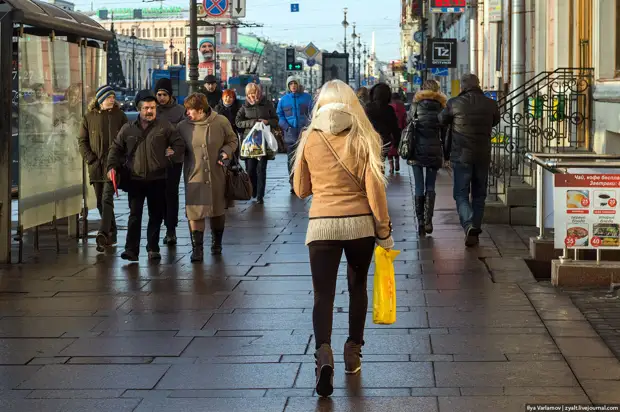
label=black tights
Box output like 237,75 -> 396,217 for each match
309,237 -> 375,349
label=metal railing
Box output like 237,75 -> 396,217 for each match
526,152 -> 620,266
489,68 -> 594,199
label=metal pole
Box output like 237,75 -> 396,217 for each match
469,0 -> 478,74
132,33 -> 136,93
536,164 -> 545,239
343,8 -> 348,54
511,0 -> 526,148
188,0 -> 199,94
597,249 -> 602,265
0,8 -> 13,263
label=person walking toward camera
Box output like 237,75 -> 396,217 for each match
78,84 -> 128,253
439,74 -> 500,247
155,78 -> 186,246
178,93 -> 238,262
292,79 -> 394,398
235,83 -> 278,204
408,80 -> 447,236
107,90 -> 185,262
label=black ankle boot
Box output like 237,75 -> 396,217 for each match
415,195 -> 426,236
424,191 -> 436,234
211,230 -> 223,255
190,231 -> 204,262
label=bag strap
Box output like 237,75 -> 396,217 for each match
127,133 -> 147,161
317,131 -> 367,196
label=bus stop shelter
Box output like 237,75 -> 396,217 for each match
0,0 -> 112,264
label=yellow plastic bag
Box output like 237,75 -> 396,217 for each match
373,246 -> 400,325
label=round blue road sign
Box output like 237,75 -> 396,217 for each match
307,58 -> 316,67
413,31 -> 424,43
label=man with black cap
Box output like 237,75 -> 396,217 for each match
155,78 -> 185,246
107,89 -> 186,262
78,84 -> 128,253
199,74 -> 222,108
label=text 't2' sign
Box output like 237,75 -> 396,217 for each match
427,38 -> 457,68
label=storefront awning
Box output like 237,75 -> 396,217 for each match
3,0 -> 112,41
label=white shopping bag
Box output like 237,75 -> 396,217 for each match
263,125 -> 279,152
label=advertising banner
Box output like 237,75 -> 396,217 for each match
186,36 -> 215,81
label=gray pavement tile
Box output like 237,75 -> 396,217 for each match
434,361 -> 579,388
182,336 -> 307,357
266,389 -> 314,397
0,366 -> 42,389
459,387 -> 504,396
195,355 -> 282,363
281,354 -> 410,363
428,307 -> 543,328
452,354 -> 508,361
118,294 -> 228,311
504,353 -> 565,361
26,389 -> 125,398
430,333 -> 558,355
0,296 -> 130,313
284,397 -> 438,412
0,338 -> 75,364
328,388 -> 412,397
307,334 -> 430,355
66,357 -> 154,364
503,386 -> 588,396
566,357 -> 620,380
294,363 -> 434,388
544,320 -> 600,337
17,365 -> 170,389
421,275 -> 494,290
28,357 -> 70,365
134,398 -> 287,412
167,389 -> 267,397
59,337 -> 192,357
0,317 -> 105,338
93,313 -> 214,331
447,327 -> 548,335
438,396 -> 589,412
554,337 -> 616,358
0,399 -> 140,412
581,380 -> 620,403
156,364 -> 299,389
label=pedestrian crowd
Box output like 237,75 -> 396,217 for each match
78,72 -> 499,397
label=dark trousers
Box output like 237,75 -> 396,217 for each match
309,237 -> 375,349
163,162 -> 183,233
452,161 -> 489,233
125,179 -> 166,254
245,157 -> 268,200
92,181 -> 117,235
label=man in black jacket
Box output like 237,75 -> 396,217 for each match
155,78 -> 185,246
107,90 -> 185,261
199,75 -> 223,108
439,74 -> 500,247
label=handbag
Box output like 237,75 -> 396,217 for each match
224,155 -> 253,201
117,135 -> 146,192
398,106 -> 418,161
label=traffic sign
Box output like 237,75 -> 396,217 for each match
431,67 -> 449,76
204,0 -> 228,17
427,38 -> 457,68
430,0 -> 465,13
413,75 -> 422,86
484,90 -> 498,100
303,42 -> 319,59
290,3 -> 299,12
307,58 -> 316,67
413,31 -> 424,43
232,0 -> 246,18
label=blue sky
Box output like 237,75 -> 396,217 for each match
74,0 -> 401,61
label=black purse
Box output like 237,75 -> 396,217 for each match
224,155 -> 253,201
117,135 -> 146,192
398,106 -> 418,161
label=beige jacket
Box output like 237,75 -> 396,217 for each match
178,110 -> 238,220
294,104 -> 393,248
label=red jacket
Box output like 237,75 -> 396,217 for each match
390,101 -> 407,130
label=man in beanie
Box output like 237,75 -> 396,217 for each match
276,75 -> 312,193
155,77 -> 185,246
107,90 -> 185,262
78,84 -> 128,253
199,74 -> 222,108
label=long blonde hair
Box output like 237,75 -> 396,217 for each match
292,79 -> 386,186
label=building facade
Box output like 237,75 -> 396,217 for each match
115,33 -> 165,91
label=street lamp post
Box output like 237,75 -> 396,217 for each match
148,68 -> 152,89
130,29 -> 136,94
342,8 -> 349,54
169,39 -> 174,66
188,0 -> 199,94
363,44 -> 368,85
351,23 -> 357,88
357,34 -> 362,89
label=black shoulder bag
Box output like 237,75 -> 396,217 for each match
117,135 -> 146,192
398,106 -> 418,161
224,153 -> 253,202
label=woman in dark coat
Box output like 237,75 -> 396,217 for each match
235,83 -> 278,204
365,83 -> 401,165
407,79 -> 447,237
214,89 -> 242,158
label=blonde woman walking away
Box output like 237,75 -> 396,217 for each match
292,79 -> 394,398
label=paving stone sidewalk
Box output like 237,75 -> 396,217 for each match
1,155 -> 619,411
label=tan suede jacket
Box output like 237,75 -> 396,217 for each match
294,104 -> 393,245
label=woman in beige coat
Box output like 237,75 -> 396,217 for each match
177,93 -> 238,262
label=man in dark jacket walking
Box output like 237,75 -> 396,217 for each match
78,84 -> 128,253
107,90 -> 185,261
199,75 -> 223,108
155,78 -> 185,246
439,74 -> 500,247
